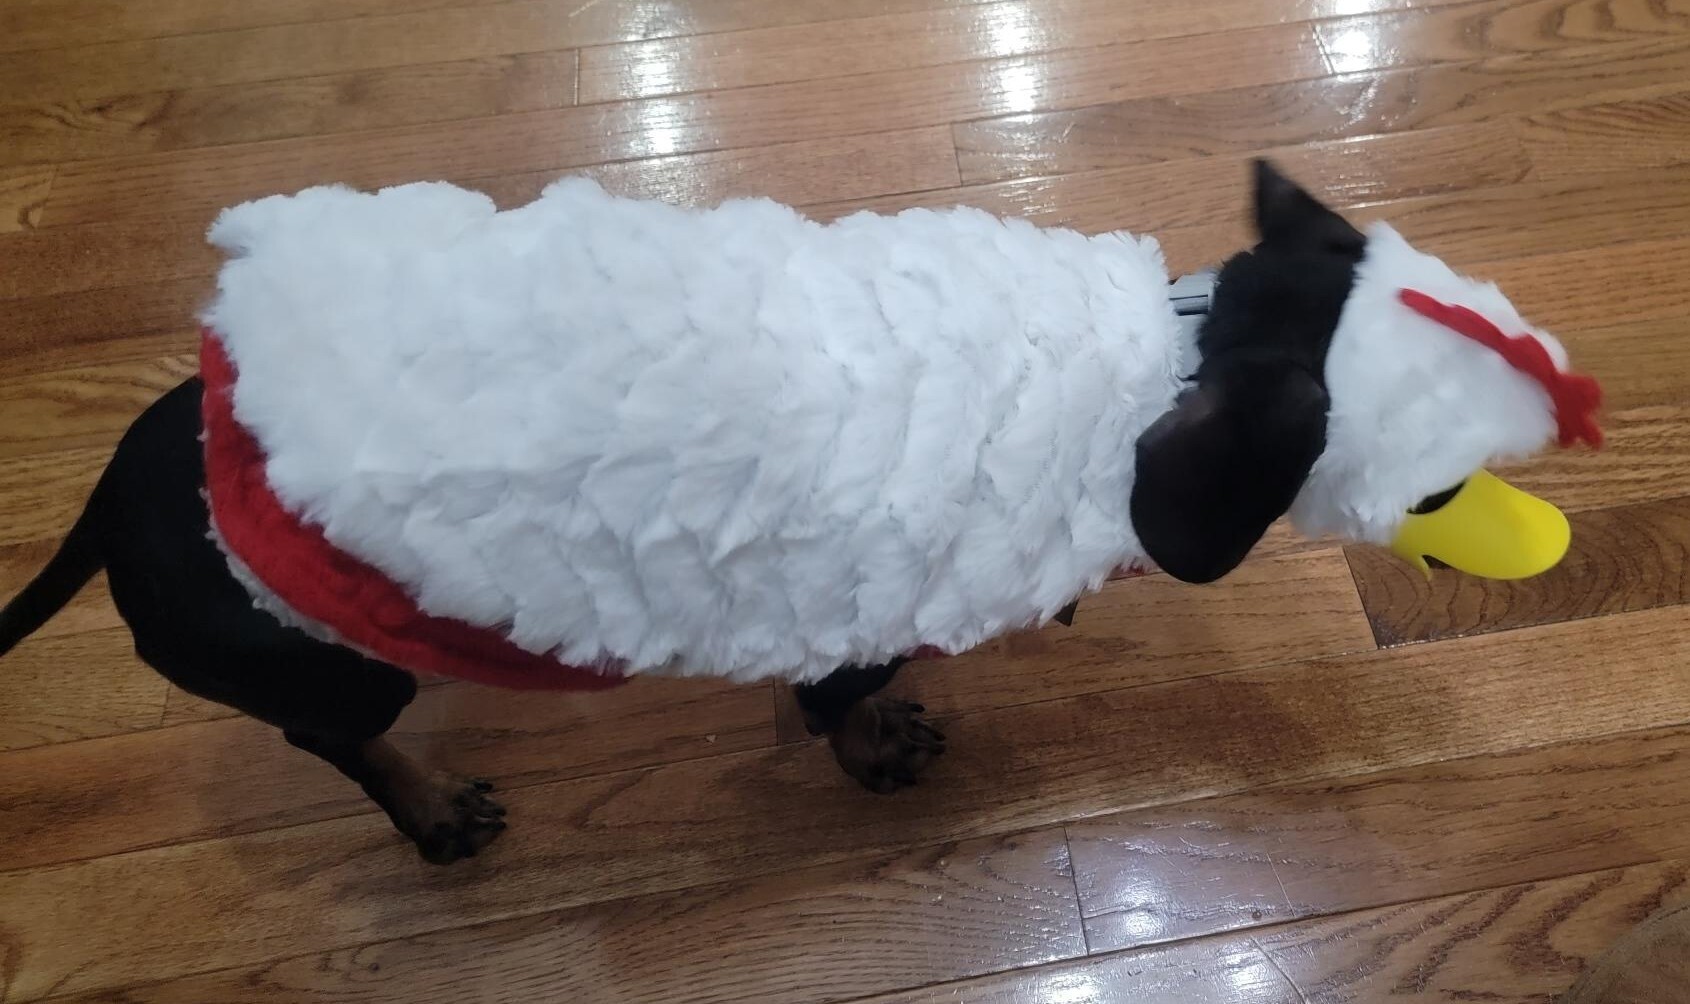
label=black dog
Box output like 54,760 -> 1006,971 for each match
0,162 -> 1366,864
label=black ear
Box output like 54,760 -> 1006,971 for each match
1253,159 -> 1364,255
1131,362 -> 1329,583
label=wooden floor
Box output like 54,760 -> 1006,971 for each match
2,0 -> 1690,1000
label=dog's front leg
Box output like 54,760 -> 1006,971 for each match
793,659 -> 946,793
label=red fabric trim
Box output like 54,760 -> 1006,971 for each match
1398,289 -> 1604,448
199,330 -> 628,691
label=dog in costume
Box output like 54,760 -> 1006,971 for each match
0,162 -> 1600,863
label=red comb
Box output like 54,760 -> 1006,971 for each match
1398,288 -> 1603,449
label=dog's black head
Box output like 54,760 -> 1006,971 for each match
1130,160 -> 1365,584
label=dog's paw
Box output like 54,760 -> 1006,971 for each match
828,696 -> 947,794
399,773 -> 508,865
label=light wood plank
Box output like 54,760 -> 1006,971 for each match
1505,405 -> 1690,514
0,673 -> 774,871
1347,494 -> 1690,647
3,604 -> 1687,998
37,24 -> 1327,229
0,446 -> 104,549
0,627 -> 167,752
0,52 -> 577,169
1480,235 -> 1690,331
0,353 -> 194,459
957,34 -> 1690,183
1071,723 -> 1690,950
0,166 -> 53,233
857,859 -> 1690,1003
0,544 -> 120,641
43,829 -> 1083,1004
1524,89 -> 1690,179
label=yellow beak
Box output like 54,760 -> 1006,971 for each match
1390,470 -> 1571,580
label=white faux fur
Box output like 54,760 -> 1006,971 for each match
203,179 -> 1191,683
1290,222 -> 1567,544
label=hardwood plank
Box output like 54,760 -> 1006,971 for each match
471,126 -> 964,213
577,0 -> 1476,104
1,673 -> 773,871
0,446 -> 104,548
1567,314 -> 1690,412
1506,405 -> 1690,514
37,25 -> 1327,229
0,0 -> 512,55
1071,723 -> 1690,951
857,859 -> 1690,1003
1479,236 -> 1690,331
0,627 -> 166,752
0,353 -> 194,459
0,331 -> 198,383
1524,90 -> 1690,179
0,543 -> 120,641
0,166 -> 52,233
816,121 -> 1528,240
4,604 -> 1687,998
3,283 -> 203,361
2,128 -> 958,307
1317,0 -> 1690,75
0,52 -> 577,169
1346,495 -> 1690,647
887,547 -> 1373,722
43,828 -> 1082,1004
956,34 -> 1690,183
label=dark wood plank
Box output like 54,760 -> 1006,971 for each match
0,627 -> 167,752
1347,495 -> 1690,647
37,24 -> 1326,229
3,604 -> 1687,998
955,34 -> 1690,183
43,828 -> 1083,1004
1071,723 -> 1690,951
0,673 -> 774,871
857,859 -> 1690,1003
2,283 -> 202,363
818,120 -> 1529,238
0,52 -> 577,169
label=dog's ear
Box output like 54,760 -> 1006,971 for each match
1131,361 -> 1329,583
1253,159 -> 1364,255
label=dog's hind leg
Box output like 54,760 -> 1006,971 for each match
793,659 -> 947,793
94,379 -> 505,863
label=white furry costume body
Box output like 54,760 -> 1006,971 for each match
203,179 -> 1190,684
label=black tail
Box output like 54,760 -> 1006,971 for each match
0,508 -> 103,656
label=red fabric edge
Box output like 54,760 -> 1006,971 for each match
199,329 -> 628,691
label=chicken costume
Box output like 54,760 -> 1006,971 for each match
198,179 -> 1600,690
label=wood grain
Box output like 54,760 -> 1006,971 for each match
37,25 -> 1326,229
1347,494 -> 1690,647
0,543 -> 119,641
576,0 -> 1477,104
956,33 -> 1690,183
41,828 -> 1082,1004
0,353 -> 194,459
859,859 -> 1690,1003
0,446 -> 105,549
5,604 -> 1688,998
1071,723 -> 1690,951
1524,90 -> 1690,179
0,167 -> 52,233
1504,405 -> 1690,514
1,673 -> 773,871
0,51 -> 577,169
0,626 -> 167,752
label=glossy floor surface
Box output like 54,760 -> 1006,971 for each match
2,0 -> 1690,1001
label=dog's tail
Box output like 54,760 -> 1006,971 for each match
0,506 -> 103,657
